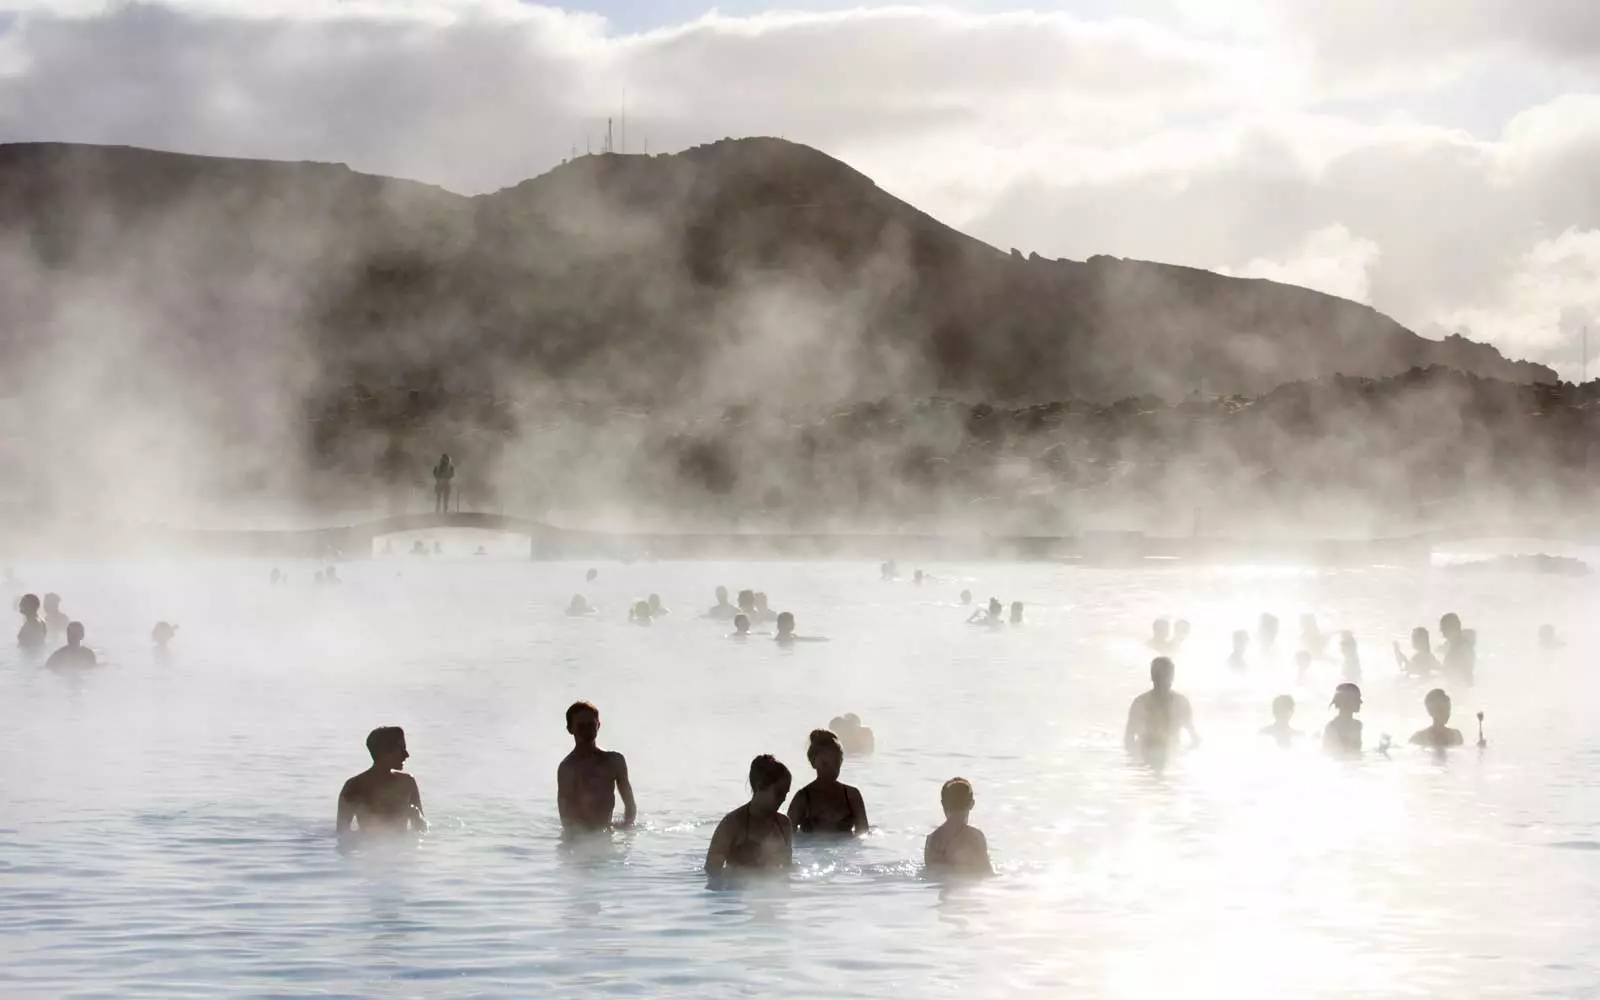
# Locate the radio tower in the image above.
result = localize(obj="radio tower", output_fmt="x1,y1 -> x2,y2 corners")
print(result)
604,118 -> 614,154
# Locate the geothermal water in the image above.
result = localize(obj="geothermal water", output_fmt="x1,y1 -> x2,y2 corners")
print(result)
2,545 -> 1597,998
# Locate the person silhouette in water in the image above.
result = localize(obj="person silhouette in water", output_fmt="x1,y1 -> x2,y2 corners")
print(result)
924,778 -> 993,875
1227,630 -> 1249,670
432,454 -> 455,513
706,755 -> 793,874
1260,695 -> 1297,747
1323,683 -> 1364,754
1148,618 -> 1173,653
1394,627 -> 1439,677
1539,624 -> 1566,650
151,621 -> 178,649
16,593 -> 45,651
46,621 -> 96,668
729,614 -> 753,639
1439,613 -> 1475,685
1124,657 -> 1199,760
336,726 -> 427,845
1009,601 -> 1024,625
43,593 -> 68,636
1257,613 -> 1280,654
1172,619 -> 1191,651
1409,688 -> 1465,749
788,730 -> 869,836
705,587 -> 737,620
557,702 -> 636,833
566,595 -> 596,617
1339,631 -> 1362,682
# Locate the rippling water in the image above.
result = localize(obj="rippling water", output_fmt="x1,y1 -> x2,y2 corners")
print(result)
3,546 -> 1597,998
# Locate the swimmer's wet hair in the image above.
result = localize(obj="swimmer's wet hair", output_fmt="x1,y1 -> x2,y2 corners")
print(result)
366,726 -> 405,758
749,754 -> 791,792
18,593 -> 39,614
565,701 -> 599,728
806,729 -> 842,764
1330,682 -> 1361,708
1424,687 -> 1450,706
1271,694 -> 1295,714
941,778 -> 975,813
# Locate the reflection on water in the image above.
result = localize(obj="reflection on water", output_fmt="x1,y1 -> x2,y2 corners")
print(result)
2,554 -> 1598,997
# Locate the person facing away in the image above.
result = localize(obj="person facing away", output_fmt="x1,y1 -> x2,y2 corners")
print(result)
1323,683 -> 1363,754
1394,627 -> 1439,677
16,593 -> 45,651
924,778 -> 993,876
752,592 -> 776,624
959,589 -> 973,606
557,701 -> 637,833
1227,630 -> 1249,670
647,593 -> 669,618
1257,613 -> 1280,653
1300,614 -> 1327,659
336,726 -> 427,844
736,589 -> 757,618
566,594 -> 595,617
831,713 -> 876,755
586,568 -> 599,583
1439,613 -> 1476,684
46,621 -> 96,668
151,621 -> 177,649
43,593 -> 69,636
788,730 -> 870,836
1260,695 -> 1296,747
1124,657 -> 1199,757
1172,619 -> 1191,651
628,600 -> 652,626
432,453 -> 455,513
729,614 -> 752,639
705,586 -> 736,620
1339,631 -> 1362,682
1409,688 -> 1465,749
1148,618 -> 1173,653
1539,624 -> 1566,650
705,755 -> 794,874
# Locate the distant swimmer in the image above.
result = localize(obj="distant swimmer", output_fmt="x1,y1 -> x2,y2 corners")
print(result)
830,714 -> 875,755
705,755 -> 793,874
788,730 -> 869,836
705,586 -> 737,620
1227,630 -> 1249,670
1439,613 -> 1475,685
313,570 -> 326,586
737,589 -> 757,618
43,593 -> 68,636
924,778 -> 993,876
45,621 -> 96,668
1009,601 -> 1024,625
1295,650 -> 1313,681
1257,613 -> 1280,654
1299,614 -> 1327,659
586,568 -> 599,583
566,595 -> 597,617
16,593 -> 45,651
410,540 -> 427,555
432,541 -> 442,555
1259,695 -> 1297,747
557,701 -> 637,833
1172,619 -> 1191,651
628,601 -> 653,625
914,570 -> 924,586
324,566 -> 341,585
1539,624 -> 1566,650
648,593 -> 670,618
959,589 -> 972,606
1148,618 -> 1173,653
474,546 -> 487,556
752,593 -> 776,624
1124,657 -> 1199,758
729,614 -> 753,638
1339,631 -> 1362,682
775,611 -> 827,645
968,598 -> 1003,626
336,726 -> 427,845
270,568 -> 281,585
151,622 -> 178,649
1393,627 -> 1439,677
1322,683 -> 1363,754
880,561 -> 898,582
1409,688 -> 1465,749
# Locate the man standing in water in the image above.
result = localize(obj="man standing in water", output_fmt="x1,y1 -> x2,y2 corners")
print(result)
558,702 -> 637,833
336,726 -> 427,845
1439,613 -> 1476,685
432,453 -> 455,513
1124,657 -> 1199,759
46,621 -> 96,668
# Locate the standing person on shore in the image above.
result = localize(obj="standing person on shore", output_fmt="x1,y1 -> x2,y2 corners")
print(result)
432,454 -> 455,513
557,702 -> 636,833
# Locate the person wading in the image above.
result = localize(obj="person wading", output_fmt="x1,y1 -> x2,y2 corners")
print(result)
432,454 -> 456,513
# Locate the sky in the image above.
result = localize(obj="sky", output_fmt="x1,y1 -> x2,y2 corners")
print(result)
1,0 -> 1599,376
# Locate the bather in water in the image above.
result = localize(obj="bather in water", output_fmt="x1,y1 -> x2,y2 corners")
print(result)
1124,657 -> 1199,761
1259,695 -> 1297,747
557,701 -> 637,833
924,778 -> 992,876
705,755 -> 793,874
1322,683 -> 1363,754
1409,688 -> 1465,749
336,726 -> 427,847
788,729 -> 869,836
45,621 -> 96,669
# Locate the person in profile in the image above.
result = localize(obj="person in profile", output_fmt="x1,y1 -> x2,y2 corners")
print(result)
628,600 -> 653,626
1008,601 -> 1025,625
647,593 -> 670,618
1260,695 -> 1296,746
788,730 -> 869,836
336,726 -> 426,846
1124,657 -> 1199,759
586,568 -> 599,583
831,714 -> 876,755
151,621 -> 178,649
432,453 -> 455,513
1393,627 -> 1439,677
705,586 -> 737,620
1226,629 -> 1249,670
752,593 -> 776,624
1409,688 -> 1465,749
1257,613 -> 1280,654
1323,683 -> 1363,754
1439,613 -> 1475,685
705,755 -> 793,874
16,593 -> 45,651
43,593 -> 69,636
1147,618 -> 1173,653
967,597 -> 1003,626
1339,631 -> 1362,682
566,595 -> 597,617
959,589 -> 973,606
557,701 -> 636,833
1539,624 -> 1566,650
1172,619 -> 1191,651
46,621 -> 96,668
924,778 -> 992,876
729,614 -> 754,638
775,611 -> 827,644
1299,614 -> 1327,659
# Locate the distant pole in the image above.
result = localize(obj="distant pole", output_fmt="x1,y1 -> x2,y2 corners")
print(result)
1584,326 -> 1589,384
621,90 -> 627,154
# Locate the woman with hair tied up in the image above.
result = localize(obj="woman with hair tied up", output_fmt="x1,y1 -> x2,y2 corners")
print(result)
705,755 -> 794,874
788,730 -> 869,836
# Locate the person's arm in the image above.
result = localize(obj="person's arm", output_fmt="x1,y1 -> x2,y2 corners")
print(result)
705,814 -> 735,874
1123,699 -> 1140,752
785,787 -> 806,828
972,829 -> 995,876
556,760 -> 575,831
406,775 -> 428,832
336,780 -> 357,839
1181,696 -> 1201,747
847,786 -> 870,835
613,754 -> 636,828
924,832 -> 939,868
1392,641 -> 1409,669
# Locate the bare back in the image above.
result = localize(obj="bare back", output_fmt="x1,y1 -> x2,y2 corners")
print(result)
558,747 -> 633,831
337,769 -> 424,836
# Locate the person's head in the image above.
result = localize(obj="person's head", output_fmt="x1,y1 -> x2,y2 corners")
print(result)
748,754 -> 792,809
648,593 -> 663,611
1152,618 -> 1171,641
366,726 -> 409,769
1231,629 -> 1249,652
568,594 -> 588,612
1271,694 -> 1295,723
1150,656 -> 1175,692
1424,688 -> 1452,724
733,614 -> 750,634
1440,613 -> 1462,639
941,777 -> 975,819
806,729 -> 844,778
776,611 -> 795,636
1411,626 -> 1431,653
1331,682 -> 1362,714
586,568 -> 598,582
66,621 -> 84,645
829,715 -> 848,732
1295,650 -> 1312,672
715,585 -> 729,603
43,593 -> 60,612
566,701 -> 600,742
1174,619 -> 1191,642
151,621 -> 176,645
988,597 -> 1002,616
960,589 -> 972,605
633,600 -> 652,622
1539,624 -> 1557,642
738,589 -> 756,612
1340,630 -> 1357,655
18,593 -> 39,617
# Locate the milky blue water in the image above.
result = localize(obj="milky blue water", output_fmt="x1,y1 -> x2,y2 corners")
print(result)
2,546 -> 1597,998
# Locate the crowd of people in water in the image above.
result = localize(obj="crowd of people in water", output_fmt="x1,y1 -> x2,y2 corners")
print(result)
7,557 -> 1545,879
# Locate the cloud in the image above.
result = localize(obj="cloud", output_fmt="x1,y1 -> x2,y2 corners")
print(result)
1224,223 -> 1380,304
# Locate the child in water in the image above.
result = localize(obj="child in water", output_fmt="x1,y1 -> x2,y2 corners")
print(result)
43,593 -> 68,636
705,755 -> 793,873
788,730 -> 869,835
628,600 -> 652,625
924,778 -> 993,875
16,593 -> 45,651
336,726 -> 427,846
729,614 -> 752,639
1323,683 -> 1363,754
1260,695 -> 1296,746
1339,631 -> 1361,682
1393,627 -> 1439,677
1409,688 -> 1465,748
1227,630 -> 1249,670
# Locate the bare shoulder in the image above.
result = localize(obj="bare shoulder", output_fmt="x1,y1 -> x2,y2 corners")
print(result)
605,749 -> 629,772
339,773 -> 367,799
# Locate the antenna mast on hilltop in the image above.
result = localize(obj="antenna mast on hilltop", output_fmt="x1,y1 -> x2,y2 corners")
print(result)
621,90 -> 627,154
604,118 -> 614,154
